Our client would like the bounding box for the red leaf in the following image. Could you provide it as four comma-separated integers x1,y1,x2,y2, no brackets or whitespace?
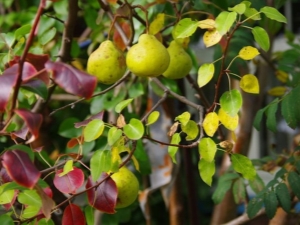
113,21,132,51
11,126,29,141
14,109,43,144
67,138,80,149
86,174,117,214
0,167,13,183
53,167,84,194
74,111,105,128
1,150,41,188
45,61,97,99
9,53,50,71
0,64,18,112
62,204,86,225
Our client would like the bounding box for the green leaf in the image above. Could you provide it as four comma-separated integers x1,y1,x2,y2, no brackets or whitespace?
36,218,55,225
247,197,263,218
240,74,259,94
198,159,215,186
249,174,265,194
128,82,144,98
115,98,133,113
220,89,243,116
260,6,287,23
22,205,41,219
252,26,270,52
123,118,144,140
58,160,74,177
18,190,42,207
84,119,105,142
212,177,233,204
39,27,57,45
228,3,246,14
266,99,278,132
253,107,266,131
288,171,300,200
181,120,199,141
231,154,256,180
58,118,81,138
198,137,217,162
175,111,190,126
90,150,112,181
281,86,300,129
14,24,31,40
215,11,237,35
275,183,291,213
168,133,181,164
0,214,14,225
0,183,15,204
263,191,278,219
197,63,215,88
146,111,160,126
134,140,152,175
172,18,199,39
107,127,122,146
21,80,48,100
233,178,246,204
85,205,94,225
203,112,219,137
244,7,261,20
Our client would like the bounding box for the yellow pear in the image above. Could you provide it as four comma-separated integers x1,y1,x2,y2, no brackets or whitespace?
126,34,170,77
162,40,193,79
87,40,126,85
111,166,139,209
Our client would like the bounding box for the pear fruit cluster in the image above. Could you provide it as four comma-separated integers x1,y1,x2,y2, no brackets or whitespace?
87,34,192,83
87,40,126,85
111,166,139,209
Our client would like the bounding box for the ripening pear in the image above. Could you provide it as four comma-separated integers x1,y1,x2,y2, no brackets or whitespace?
111,167,139,209
87,40,126,85
126,34,170,77
162,40,193,79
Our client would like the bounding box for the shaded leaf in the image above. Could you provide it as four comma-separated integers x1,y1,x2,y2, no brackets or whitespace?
123,118,144,140
133,140,152,175
220,89,242,116
21,79,48,100
172,18,198,39
59,117,81,138
35,185,55,220
198,137,217,162
168,133,181,164
149,13,165,35
2,150,40,188
198,159,215,186
198,63,215,87
215,11,237,35
115,98,133,113
252,26,270,52
231,153,256,180
83,119,105,142
0,214,14,225
288,171,300,200
74,111,104,128
218,108,239,131
240,74,259,94
247,197,263,218
268,86,287,96
39,27,57,45
53,167,84,194
86,174,117,214
281,86,300,129
239,46,260,60
45,60,97,99
260,6,287,23
14,24,31,40
233,178,246,204
266,99,278,132
249,174,265,194
253,107,266,131
62,204,86,225
113,21,132,51
275,182,291,213
264,191,278,219
212,175,234,204
275,70,288,83
203,112,219,137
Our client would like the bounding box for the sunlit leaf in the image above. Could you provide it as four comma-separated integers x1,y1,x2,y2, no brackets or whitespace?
168,133,181,164
115,98,133,113
198,19,215,29
58,160,74,177
218,108,239,131
146,111,160,126
172,18,198,39
83,119,105,142
14,24,31,40
22,205,41,219
252,26,270,52
260,6,287,23
149,13,165,35
91,150,112,181
123,118,144,140
181,120,199,141
107,127,122,146
198,159,215,186
0,183,15,204
244,7,261,20
231,153,256,180
175,111,190,126
240,74,259,94
198,138,217,162
203,112,219,137
238,46,260,60
215,11,237,35
198,63,215,87
228,3,246,14
18,190,42,207
203,29,222,47
220,89,242,116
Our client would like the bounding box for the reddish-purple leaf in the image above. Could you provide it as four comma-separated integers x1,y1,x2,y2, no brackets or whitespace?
45,60,97,99
74,111,105,128
20,62,38,82
0,64,18,112
1,150,41,189
53,167,84,194
86,174,117,214
35,185,55,220
62,204,86,225
11,126,29,141
9,53,50,71
0,167,13,183
14,109,43,143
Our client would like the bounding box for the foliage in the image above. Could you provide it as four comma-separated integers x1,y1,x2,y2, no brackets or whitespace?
0,0,299,224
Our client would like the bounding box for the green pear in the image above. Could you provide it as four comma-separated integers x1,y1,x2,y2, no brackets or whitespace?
126,34,170,77
162,40,193,79
87,40,126,84
111,166,139,209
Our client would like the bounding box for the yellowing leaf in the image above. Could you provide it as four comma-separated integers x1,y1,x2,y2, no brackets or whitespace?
203,29,222,47
198,19,215,29
149,13,165,35
240,74,259,94
59,160,74,177
267,86,287,96
218,108,239,131
239,46,260,60
175,111,190,126
275,70,288,83
203,112,219,137
198,63,215,87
